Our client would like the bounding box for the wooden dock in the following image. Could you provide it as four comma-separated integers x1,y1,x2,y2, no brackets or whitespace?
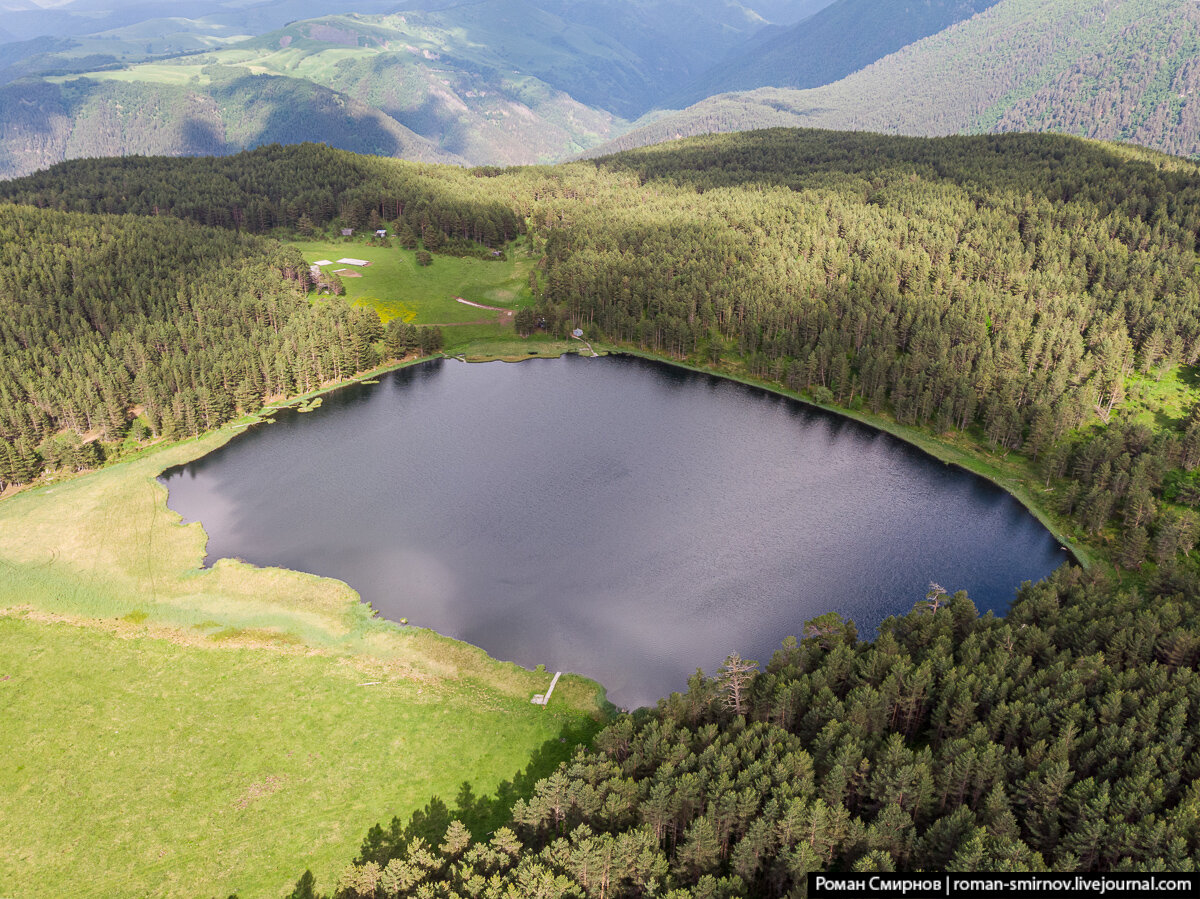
531,671,562,706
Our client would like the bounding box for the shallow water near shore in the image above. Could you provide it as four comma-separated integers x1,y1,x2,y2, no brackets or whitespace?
161,354,1067,708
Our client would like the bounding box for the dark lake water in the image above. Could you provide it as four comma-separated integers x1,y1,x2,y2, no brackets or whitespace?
161,355,1068,707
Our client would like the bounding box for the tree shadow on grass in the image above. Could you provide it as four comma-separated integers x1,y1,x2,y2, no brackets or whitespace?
354,717,602,866
280,717,604,897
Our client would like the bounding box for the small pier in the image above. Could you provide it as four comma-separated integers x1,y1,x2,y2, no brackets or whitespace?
531,671,562,706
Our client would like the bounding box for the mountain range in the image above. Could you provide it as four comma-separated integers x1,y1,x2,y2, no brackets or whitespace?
601,0,1200,159
667,0,1000,108
0,0,1197,179
0,0,817,176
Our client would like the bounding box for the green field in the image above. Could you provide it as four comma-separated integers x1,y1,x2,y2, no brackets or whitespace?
0,614,591,899
291,240,533,325
52,63,213,87
0,391,602,897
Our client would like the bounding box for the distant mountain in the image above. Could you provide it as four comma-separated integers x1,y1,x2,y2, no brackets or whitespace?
0,0,470,45
176,0,782,120
0,1,220,42
0,70,464,180
672,0,998,107
0,0,812,177
742,0,837,25
0,22,252,85
23,0,1196,179
599,0,1200,160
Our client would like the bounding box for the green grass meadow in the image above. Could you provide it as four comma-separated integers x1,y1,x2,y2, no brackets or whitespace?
291,240,533,325
54,63,214,87
0,615,589,898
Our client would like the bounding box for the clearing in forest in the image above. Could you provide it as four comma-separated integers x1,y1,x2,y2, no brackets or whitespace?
294,240,533,325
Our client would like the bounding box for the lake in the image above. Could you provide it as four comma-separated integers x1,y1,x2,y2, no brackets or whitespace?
161,354,1068,707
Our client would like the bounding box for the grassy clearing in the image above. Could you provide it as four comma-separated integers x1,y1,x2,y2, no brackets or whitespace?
0,414,604,898
59,63,212,86
216,45,379,82
290,240,533,325
1126,364,1200,431
0,614,593,899
444,333,585,360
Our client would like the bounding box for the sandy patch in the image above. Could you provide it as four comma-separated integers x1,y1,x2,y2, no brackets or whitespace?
233,775,285,810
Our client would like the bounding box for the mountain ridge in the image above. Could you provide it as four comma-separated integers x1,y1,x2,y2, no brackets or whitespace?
0,70,467,180
594,0,1200,160
669,0,999,108
0,0,796,177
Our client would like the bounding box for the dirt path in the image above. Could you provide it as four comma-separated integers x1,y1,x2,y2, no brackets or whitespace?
455,297,508,312
571,334,599,357
424,299,515,328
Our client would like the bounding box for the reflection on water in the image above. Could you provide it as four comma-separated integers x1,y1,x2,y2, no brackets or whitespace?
161,355,1068,707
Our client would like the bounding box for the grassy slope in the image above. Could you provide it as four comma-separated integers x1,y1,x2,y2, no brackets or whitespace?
64,62,214,86
0,615,590,899
291,240,532,324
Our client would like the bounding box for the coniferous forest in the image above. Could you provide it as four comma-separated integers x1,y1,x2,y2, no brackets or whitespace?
0,207,387,484
6,130,1200,891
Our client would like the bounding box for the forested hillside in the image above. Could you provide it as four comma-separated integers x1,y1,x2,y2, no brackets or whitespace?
603,0,1200,160
0,207,386,487
0,67,463,181
13,0,1200,178
7,0,1200,178
0,142,522,237
671,0,998,108
0,142,524,490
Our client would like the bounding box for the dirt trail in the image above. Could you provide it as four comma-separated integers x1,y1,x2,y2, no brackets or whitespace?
455,297,507,312
424,298,516,327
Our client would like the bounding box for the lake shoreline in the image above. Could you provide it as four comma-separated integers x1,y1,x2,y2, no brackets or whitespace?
186,335,1089,590
3,331,1084,683
436,335,1089,572
162,352,1066,704
601,345,1091,571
